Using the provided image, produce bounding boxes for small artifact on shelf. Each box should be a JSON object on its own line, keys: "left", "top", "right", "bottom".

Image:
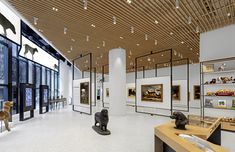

{"left": 210, "top": 78, "right": 216, "bottom": 84}
{"left": 205, "top": 99, "right": 213, "bottom": 108}
{"left": 215, "top": 89, "right": 234, "bottom": 96}
{"left": 206, "top": 91, "right": 215, "bottom": 96}
{"left": 218, "top": 63, "right": 226, "bottom": 71}
{"left": 170, "top": 111, "right": 188, "bottom": 130}
{"left": 217, "top": 100, "right": 227, "bottom": 108}
{"left": 92, "top": 109, "right": 110, "bottom": 135}
{"left": 0, "top": 101, "right": 13, "bottom": 131}
{"left": 217, "top": 76, "right": 233, "bottom": 84}
{"left": 221, "top": 117, "right": 235, "bottom": 123}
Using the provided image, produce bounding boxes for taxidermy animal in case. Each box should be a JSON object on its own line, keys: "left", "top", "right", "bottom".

{"left": 170, "top": 111, "right": 188, "bottom": 130}
{"left": 95, "top": 109, "right": 109, "bottom": 131}
{"left": 0, "top": 101, "right": 13, "bottom": 131}
{"left": 0, "top": 13, "right": 16, "bottom": 36}
{"left": 24, "top": 44, "right": 38, "bottom": 60}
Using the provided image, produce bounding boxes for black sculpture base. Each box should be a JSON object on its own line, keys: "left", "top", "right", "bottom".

{"left": 92, "top": 126, "right": 111, "bottom": 135}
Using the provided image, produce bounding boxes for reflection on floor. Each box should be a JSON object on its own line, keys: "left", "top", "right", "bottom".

{"left": 0, "top": 106, "right": 234, "bottom": 152}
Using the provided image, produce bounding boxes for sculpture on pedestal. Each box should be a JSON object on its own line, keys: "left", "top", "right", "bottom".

{"left": 170, "top": 111, "right": 188, "bottom": 130}
{"left": 92, "top": 109, "right": 111, "bottom": 135}
{"left": 0, "top": 101, "right": 13, "bottom": 131}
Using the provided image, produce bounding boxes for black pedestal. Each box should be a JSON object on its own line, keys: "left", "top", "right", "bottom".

{"left": 92, "top": 126, "right": 111, "bottom": 135}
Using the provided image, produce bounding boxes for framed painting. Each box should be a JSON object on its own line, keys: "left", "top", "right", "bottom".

{"left": 172, "top": 85, "right": 180, "bottom": 101}
{"left": 194, "top": 85, "right": 200, "bottom": 100}
{"left": 128, "top": 87, "right": 136, "bottom": 98}
{"left": 141, "top": 84, "right": 163, "bottom": 102}
{"left": 106, "top": 88, "right": 109, "bottom": 97}
{"left": 80, "top": 82, "right": 89, "bottom": 104}
{"left": 203, "top": 64, "right": 214, "bottom": 73}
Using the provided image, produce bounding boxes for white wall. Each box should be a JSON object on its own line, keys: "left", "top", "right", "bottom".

{"left": 200, "top": 24, "right": 235, "bottom": 62}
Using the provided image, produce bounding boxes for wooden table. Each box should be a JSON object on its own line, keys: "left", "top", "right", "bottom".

{"left": 154, "top": 115, "right": 228, "bottom": 152}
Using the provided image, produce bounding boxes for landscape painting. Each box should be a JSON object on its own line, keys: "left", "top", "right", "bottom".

{"left": 172, "top": 85, "right": 180, "bottom": 101}
{"left": 141, "top": 84, "right": 163, "bottom": 102}
{"left": 80, "top": 82, "right": 89, "bottom": 104}
{"left": 128, "top": 87, "right": 136, "bottom": 98}
{"left": 194, "top": 85, "right": 200, "bottom": 100}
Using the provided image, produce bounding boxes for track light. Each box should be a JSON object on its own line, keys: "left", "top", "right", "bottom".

{"left": 131, "top": 27, "right": 134, "bottom": 33}
{"left": 86, "top": 35, "right": 89, "bottom": 42}
{"left": 188, "top": 16, "right": 192, "bottom": 24}
{"left": 176, "top": 0, "right": 180, "bottom": 9}
{"left": 84, "top": 0, "right": 88, "bottom": 10}
{"left": 113, "top": 16, "right": 117, "bottom": 24}
{"left": 33, "top": 17, "right": 38, "bottom": 25}
{"left": 154, "top": 40, "right": 158, "bottom": 45}
{"left": 145, "top": 34, "right": 148, "bottom": 40}
{"left": 64, "top": 27, "right": 67, "bottom": 34}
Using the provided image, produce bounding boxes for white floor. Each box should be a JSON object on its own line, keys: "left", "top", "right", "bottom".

{"left": 0, "top": 106, "right": 234, "bottom": 152}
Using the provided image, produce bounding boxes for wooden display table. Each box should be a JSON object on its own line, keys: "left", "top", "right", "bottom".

{"left": 154, "top": 115, "right": 228, "bottom": 152}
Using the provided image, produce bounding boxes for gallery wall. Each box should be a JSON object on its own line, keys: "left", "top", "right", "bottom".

{"left": 200, "top": 24, "right": 235, "bottom": 62}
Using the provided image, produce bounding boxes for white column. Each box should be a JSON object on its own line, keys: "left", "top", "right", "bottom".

{"left": 109, "top": 48, "right": 126, "bottom": 115}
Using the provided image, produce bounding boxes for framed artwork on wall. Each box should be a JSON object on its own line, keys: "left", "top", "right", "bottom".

{"left": 128, "top": 87, "right": 136, "bottom": 98}
{"left": 80, "top": 82, "right": 89, "bottom": 105}
{"left": 172, "top": 85, "right": 180, "bottom": 101}
{"left": 141, "top": 84, "right": 163, "bottom": 102}
{"left": 106, "top": 88, "right": 109, "bottom": 97}
{"left": 203, "top": 64, "right": 214, "bottom": 73}
{"left": 194, "top": 85, "right": 200, "bottom": 100}
{"left": 218, "top": 100, "right": 226, "bottom": 108}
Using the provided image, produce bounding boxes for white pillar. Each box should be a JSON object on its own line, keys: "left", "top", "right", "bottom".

{"left": 109, "top": 48, "right": 126, "bottom": 115}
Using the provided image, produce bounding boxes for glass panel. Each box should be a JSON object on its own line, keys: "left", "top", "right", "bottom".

{"left": 51, "top": 71, "right": 54, "bottom": 98}
{"left": 12, "top": 57, "right": 17, "bottom": 85}
{"left": 0, "top": 86, "right": 8, "bottom": 110}
{"left": 36, "top": 66, "right": 41, "bottom": 88}
{"left": 46, "top": 69, "right": 51, "bottom": 99}
{"left": 0, "top": 42, "right": 8, "bottom": 84}
{"left": 55, "top": 73, "right": 58, "bottom": 97}
{"left": 12, "top": 87, "right": 17, "bottom": 114}
{"left": 19, "top": 60, "right": 27, "bottom": 83}
{"left": 35, "top": 89, "right": 39, "bottom": 109}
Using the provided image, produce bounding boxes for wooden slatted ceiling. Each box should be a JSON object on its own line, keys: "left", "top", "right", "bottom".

{"left": 8, "top": 0, "right": 235, "bottom": 73}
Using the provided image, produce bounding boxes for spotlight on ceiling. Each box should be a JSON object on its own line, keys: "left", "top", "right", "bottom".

{"left": 71, "top": 38, "right": 75, "bottom": 42}
{"left": 154, "top": 20, "right": 159, "bottom": 24}
{"left": 91, "top": 24, "right": 96, "bottom": 28}
{"left": 127, "top": 0, "right": 132, "bottom": 4}
{"left": 120, "top": 36, "right": 124, "bottom": 39}
{"left": 176, "top": 0, "right": 180, "bottom": 9}
{"left": 70, "top": 46, "right": 73, "bottom": 51}
{"left": 84, "top": 0, "right": 88, "bottom": 10}
{"left": 147, "top": 57, "right": 151, "bottom": 61}
{"left": 33, "top": 17, "right": 38, "bottom": 25}
{"left": 196, "top": 26, "right": 200, "bottom": 33}
{"left": 170, "top": 32, "right": 173, "bottom": 35}
{"left": 86, "top": 35, "right": 89, "bottom": 42}
{"left": 136, "top": 43, "right": 140, "bottom": 46}
{"left": 52, "top": 7, "right": 58, "bottom": 11}
{"left": 102, "top": 41, "right": 105, "bottom": 47}
{"left": 113, "top": 16, "right": 117, "bottom": 24}
{"left": 131, "top": 26, "right": 134, "bottom": 33}
{"left": 188, "top": 16, "right": 192, "bottom": 24}
{"left": 227, "top": 13, "right": 231, "bottom": 17}
{"left": 145, "top": 34, "right": 148, "bottom": 40}
{"left": 64, "top": 27, "right": 67, "bottom": 34}
{"left": 154, "top": 40, "right": 158, "bottom": 45}
{"left": 181, "top": 41, "right": 184, "bottom": 44}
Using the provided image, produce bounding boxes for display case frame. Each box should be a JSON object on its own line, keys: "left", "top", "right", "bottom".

{"left": 39, "top": 85, "right": 49, "bottom": 114}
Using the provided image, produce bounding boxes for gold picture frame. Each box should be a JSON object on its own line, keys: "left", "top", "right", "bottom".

{"left": 203, "top": 64, "right": 214, "bottom": 73}
{"left": 80, "top": 82, "right": 89, "bottom": 105}
{"left": 194, "top": 85, "right": 200, "bottom": 100}
{"left": 141, "top": 84, "right": 163, "bottom": 102}
{"left": 172, "top": 85, "right": 180, "bottom": 101}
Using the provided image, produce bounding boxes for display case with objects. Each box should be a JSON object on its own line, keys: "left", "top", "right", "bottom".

{"left": 39, "top": 85, "right": 49, "bottom": 114}
{"left": 201, "top": 57, "right": 235, "bottom": 132}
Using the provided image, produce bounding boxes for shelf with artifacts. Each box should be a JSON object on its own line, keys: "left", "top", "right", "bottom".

{"left": 201, "top": 57, "right": 235, "bottom": 132}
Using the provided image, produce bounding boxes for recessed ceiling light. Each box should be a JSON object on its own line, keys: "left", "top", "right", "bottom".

{"left": 113, "top": 16, "right": 117, "bottom": 24}
{"left": 147, "top": 57, "right": 151, "bottom": 61}
{"left": 161, "top": 54, "right": 164, "bottom": 57}
{"left": 227, "top": 13, "right": 231, "bottom": 17}
{"left": 196, "top": 26, "right": 200, "bottom": 33}
{"left": 70, "top": 46, "right": 73, "bottom": 51}
{"left": 154, "top": 40, "right": 158, "bottom": 45}
{"left": 127, "top": 0, "right": 132, "bottom": 4}
{"left": 145, "top": 34, "right": 148, "bottom": 40}
{"left": 52, "top": 7, "right": 58, "bottom": 11}
{"left": 170, "top": 32, "right": 173, "bottom": 35}
{"left": 67, "top": 50, "right": 71, "bottom": 53}
{"left": 181, "top": 41, "right": 184, "bottom": 44}
{"left": 86, "top": 35, "right": 89, "bottom": 42}
{"left": 188, "top": 16, "right": 192, "bottom": 24}
{"left": 38, "top": 29, "right": 43, "bottom": 32}
{"left": 197, "top": 53, "right": 199, "bottom": 55}
{"left": 120, "top": 36, "right": 124, "bottom": 39}
{"left": 97, "top": 46, "right": 100, "bottom": 49}
{"left": 102, "top": 41, "right": 105, "bottom": 47}
{"left": 71, "top": 38, "right": 75, "bottom": 42}
{"left": 91, "top": 24, "right": 96, "bottom": 27}
{"left": 131, "top": 26, "right": 134, "bottom": 33}
{"left": 154, "top": 20, "right": 159, "bottom": 24}
{"left": 136, "top": 43, "right": 140, "bottom": 46}
{"left": 190, "top": 48, "right": 193, "bottom": 50}
{"left": 64, "top": 27, "right": 67, "bottom": 34}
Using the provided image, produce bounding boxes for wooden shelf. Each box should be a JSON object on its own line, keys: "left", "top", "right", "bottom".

{"left": 221, "top": 122, "right": 235, "bottom": 132}
{"left": 203, "top": 83, "right": 235, "bottom": 86}
{"left": 203, "top": 95, "right": 235, "bottom": 98}
{"left": 204, "top": 107, "right": 235, "bottom": 111}
{"left": 203, "top": 69, "right": 235, "bottom": 75}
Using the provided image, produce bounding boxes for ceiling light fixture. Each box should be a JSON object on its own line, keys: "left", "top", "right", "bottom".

{"left": 173, "top": 50, "right": 177, "bottom": 56}
{"left": 190, "top": 48, "right": 193, "bottom": 50}
{"left": 127, "top": 0, "right": 132, "bottom": 4}
{"left": 84, "top": 0, "right": 88, "bottom": 10}
{"left": 136, "top": 43, "right": 140, "bottom": 46}
{"left": 196, "top": 26, "right": 200, "bottom": 33}
{"left": 33, "top": 17, "right": 38, "bottom": 25}
{"left": 154, "top": 20, "right": 159, "bottom": 24}
{"left": 131, "top": 26, "right": 134, "bottom": 33}
{"left": 154, "top": 40, "right": 158, "bottom": 45}
{"left": 91, "top": 24, "right": 96, "bottom": 27}
{"left": 181, "top": 41, "right": 184, "bottom": 44}
{"left": 71, "top": 38, "right": 75, "bottom": 42}
{"left": 129, "top": 50, "right": 132, "bottom": 55}
{"left": 97, "top": 46, "right": 100, "bottom": 49}
{"left": 38, "top": 29, "right": 43, "bottom": 32}
{"left": 120, "top": 36, "right": 123, "bottom": 39}
{"left": 64, "top": 27, "right": 67, "bottom": 34}
{"left": 102, "top": 41, "right": 105, "bottom": 47}
{"left": 52, "top": 7, "right": 58, "bottom": 11}
{"left": 70, "top": 46, "right": 73, "bottom": 51}
{"left": 145, "top": 34, "right": 148, "bottom": 40}
{"left": 227, "top": 13, "right": 231, "bottom": 17}
{"left": 188, "top": 16, "right": 192, "bottom": 24}
{"left": 100, "top": 53, "right": 103, "bottom": 58}
{"left": 67, "top": 50, "right": 71, "bottom": 53}
{"left": 170, "top": 32, "right": 173, "bottom": 35}
{"left": 113, "top": 16, "right": 117, "bottom": 24}
{"left": 161, "top": 54, "right": 164, "bottom": 57}
{"left": 86, "top": 35, "right": 89, "bottom": 42}
{"left": 176, "top": 0, "right": 180, "bottom": 9}
{"left": 147, "top": 57, "right": 151, "bottom": 61}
